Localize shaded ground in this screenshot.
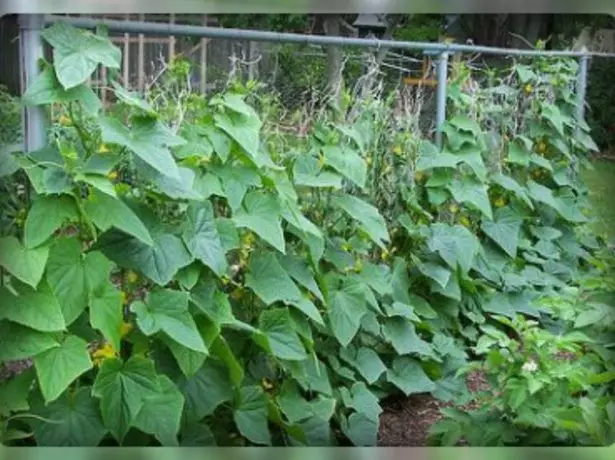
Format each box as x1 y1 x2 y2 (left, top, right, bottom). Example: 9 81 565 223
377 371 489 446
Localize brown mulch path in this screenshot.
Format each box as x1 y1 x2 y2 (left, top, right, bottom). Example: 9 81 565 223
377 370 489 446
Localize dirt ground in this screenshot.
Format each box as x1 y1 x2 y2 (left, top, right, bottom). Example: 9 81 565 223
377 370 489 446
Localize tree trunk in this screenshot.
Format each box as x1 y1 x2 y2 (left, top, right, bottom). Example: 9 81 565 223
322 14 343 104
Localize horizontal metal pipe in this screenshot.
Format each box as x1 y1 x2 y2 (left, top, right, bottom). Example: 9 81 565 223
43 15 615 59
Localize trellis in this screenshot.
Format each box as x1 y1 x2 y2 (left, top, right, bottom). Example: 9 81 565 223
17 14 615 157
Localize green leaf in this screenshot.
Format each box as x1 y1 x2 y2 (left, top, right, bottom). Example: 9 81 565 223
130 288 206 353
233 191 285 253
490 174 534 210
0 236 49 288
352 347 387 384
29 387 107 446
133 375 185 446
0 369 34 414
386 356 436 396
293 156 343 189
427 223 479 274
181 201 228 277
41 22 121 89
541 104 565 135
98 115 183 180
448 177 493 220
84 189 153 246
332 195 389 249
382 317 435 358
111 80 156 116
97 230 192 286
278 255 324 302
345 382 382 422
33 335 93 404
322 145 367 188
0 281 65 332
216 218 240 252
214 110 261 160
91 356 161 443
454 145 487 181
22 66 101 115
507 139 531 166
137 161 202 200
78 174 117 198
233 386 271 446
327 280 368 347
45 238 89 325
257 308 307 361
163 334 207 377
449 114 482 136
245 253 323 323
0 321 59 362
340 412 378 446
179 359 234 422
416 150 461 171
415 260 451 289
480 208 523 258
90 281 123 352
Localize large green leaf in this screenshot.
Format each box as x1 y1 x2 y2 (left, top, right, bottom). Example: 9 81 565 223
0 281 65 332
90 281 123 352
427 223 479 274
178 359 234 422
352 347 387 384
233 191 285 253
45 237 101 325
453 145 487 182
97 230 192 286
340 412 378 446
332 195 389 249
41 22 121 89
256 308 307 361
448 177 493 220
130 288 206 353
136 160 202 200
382 317 435 358
343 382 382 423
23 194 79 249
98 115 183 180
181 201 228 277
322 145 367 188
415 140 461 170
233 386 271 446
22 66 102 115
386 357 436 396
0 321 59 362
84 189 153 246
293 156 343 189
163 333 207 377
214 111 261 161
327 280 368 347
0 236 49 288
91 356 161 443
0 368 34 414
33 335 93 403
29 387 107 446
480 208 523 258
133 375 185 446
490 174 534 210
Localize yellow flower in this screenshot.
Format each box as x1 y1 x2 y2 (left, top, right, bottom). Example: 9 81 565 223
366 156 372 166
341 242 352 252
354 259 364 272
58 115 72 127
448 203 459 214
415 171 425 183
126 270 139 284
119 291 128 305
261 378 274 391
317 153 325 168
381 248 390 262
98 143 110 154
120 321 133 338
383 165 392 175
91 342 117 366
493 197 507 208
524 84 533 95
107 171 119 181
537 142 547 154
392 145 402 156
459 215 471 228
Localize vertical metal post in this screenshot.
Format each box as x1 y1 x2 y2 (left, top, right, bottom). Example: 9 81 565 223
575 48 590 138
19 14 47 153
435 51 449 149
